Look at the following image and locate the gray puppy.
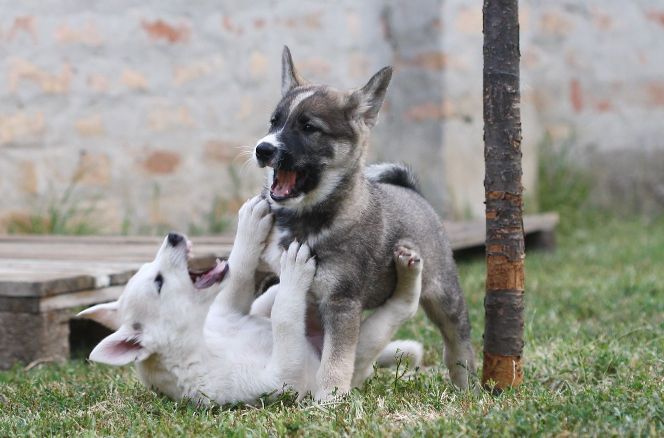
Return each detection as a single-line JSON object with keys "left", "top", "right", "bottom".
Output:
{"left": 254, "top": 47, "right": 475, "bottom": 400}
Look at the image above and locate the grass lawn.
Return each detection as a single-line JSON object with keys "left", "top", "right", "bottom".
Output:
{"left": 1, "top": 216, "right": 662, "bottom": 436}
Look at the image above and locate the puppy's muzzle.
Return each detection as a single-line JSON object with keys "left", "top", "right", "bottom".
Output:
{"left": 167, "top": 232, "right": 184, "bottom": 247}
{"left": 255, "top": 142, "right": 277, "bottom": 167}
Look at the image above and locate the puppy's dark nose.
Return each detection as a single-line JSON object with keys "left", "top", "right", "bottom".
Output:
{"left": 255, "top": 142, "right": 277, "bottom": 165}
{"left": 167, "top": 232, "right": 184, "bottom": 247}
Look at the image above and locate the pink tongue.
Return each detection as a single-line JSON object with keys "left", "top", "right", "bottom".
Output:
{"left": 272, "top": 170, "right": 297, "bottom": 197}
{"left": 194, "top": 259, "right": 228, "bottom": 289}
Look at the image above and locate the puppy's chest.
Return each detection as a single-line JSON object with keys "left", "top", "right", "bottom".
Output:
{"left": 260, "top": 226, "right": 289, "bottom": 272}
{"left": 262, "top": 225, "right": 328, "bottom": 271}
{"left": 261, "top": 225, "right": 335, "bottom": 301}
{"left": 266, "top": 207, "right": 396, "bottom": 307}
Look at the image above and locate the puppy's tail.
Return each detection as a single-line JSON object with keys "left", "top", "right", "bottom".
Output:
{"left": 365, "top": 163, "right": 421, "bottom": 194}
{"left": 376, "top": 340, "right": 424, "bottom": 369}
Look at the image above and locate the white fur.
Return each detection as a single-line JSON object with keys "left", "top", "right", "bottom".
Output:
{"left": 375, "top": 340, "right": 423, "bottom": 368}
{"left": 287, "top": 90, "right": 315, "bottom": 118}
{"left": 254, "top": 133, "right": 284, "bottom": 167}
{"left": 249, "top": 284, "right": 279, "bottom": 317}
{"left": 81, "top": 197, "right": 424, "bottom": 405}
{"left": 82, "top": 197, "right": 320, "bottom": 405}
{"left": 300, "top": 167, "right": 345, "bottom": 210}
{"left": 363, "top": 163, "right": 395, "bottom": 181}
{"left": 259, "top": 220, "right": 288, "bottom": 273}
{"left": 77, "top": 301, "right": 120, "bottom": 330}
{"left": 267, "top": 192, "right": 305, "bottom": 211}
{"left": 255, "top": 132, "right": 282, "bottom": 150}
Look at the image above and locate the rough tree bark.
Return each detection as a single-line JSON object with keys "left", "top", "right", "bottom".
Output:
{"left": 482, "top": 0, "right": 525, "bottom": 390}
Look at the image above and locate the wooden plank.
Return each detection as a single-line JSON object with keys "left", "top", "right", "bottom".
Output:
{"left": 0, "top": 234, "right": 235, "bottom": 245}
{"left": 40, "top": 285, "right": 124, "bottom": 312}
{"left": 0, "top": 243, "right": 232, "bottom": 262}
{"left": 0, "top": 253, "right": 229, "bottom": 298}
{"left": 0, "top": 259, "right": 139, "bottom": 274}
{"left": 523, "top": 212, "right": 559, "bottom": 232}
{"left": 0, "top": 270, "right": 132, "bottom": 299}
{"left": 0, "top": 213, "right": 558, "bottom": 299}
{"left": 0, "top": 276, "right": 98, "bottom": 298}
{"left": 445, "top": 212, "right": 558, "bottom": 251}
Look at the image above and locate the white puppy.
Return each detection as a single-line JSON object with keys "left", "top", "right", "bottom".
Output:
{"left": 79, "top": 197, "right": 423, "bottom": 405}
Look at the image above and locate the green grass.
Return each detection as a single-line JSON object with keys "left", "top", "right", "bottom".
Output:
{"left": 6, "top": 164, "right": 103, "bottom": 236}
{"left": 536, "top": 134, "right": 593, "bottom": 235}
{"left": 1, "top": 217, "right": 663, "bottom": 436}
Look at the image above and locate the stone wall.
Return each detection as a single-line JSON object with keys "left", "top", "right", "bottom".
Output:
{"left": 520, "top": 0, "right": 664, "bottom": 215}
{"left": 0, "top": 0, "right": 395, "bottom": 233}
{"left": 1, "top": 1, "right": 662, "bottom": 234}
{"left": 441, "top": 0, "right": 664, "bottom": 217}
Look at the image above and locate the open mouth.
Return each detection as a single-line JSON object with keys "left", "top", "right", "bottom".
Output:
{"left": 187, "top": 247, "right": 228, "bottom": 290}
{"left": 270, "top": 169, "right": 307, "bottom": 201}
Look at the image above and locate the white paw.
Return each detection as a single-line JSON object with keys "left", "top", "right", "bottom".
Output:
{"left": 314, "top": 387, "right": 347, "bottom": 404}
{"left": 394, "top": 245, "right": 423, "bottom": 275}
{"left": 235, "top": 196, "right": 273, "bottom": 250}
{"left": 279, "top": 241, "right": 316, "bottom": 292}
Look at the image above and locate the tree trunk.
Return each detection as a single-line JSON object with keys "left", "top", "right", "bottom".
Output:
{"left": 482, "top": 0, "right": 525, "bottom": 390}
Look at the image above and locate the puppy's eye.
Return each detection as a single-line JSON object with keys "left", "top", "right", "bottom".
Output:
{"left": 155, "top": 274, "right": 164, "bottom": 294}
{"left": 302, "top": 123, "right": 320, "bottom": 133}
{"left": 269, "top": 115, "right": 278, "bottom": 128}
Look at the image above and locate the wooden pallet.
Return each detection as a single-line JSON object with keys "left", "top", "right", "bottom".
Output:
{"left": 0, "top": 212, "right": 557, "bottom": 370}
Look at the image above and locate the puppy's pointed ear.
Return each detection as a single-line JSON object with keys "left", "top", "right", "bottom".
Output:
{"left": 349, "top": 66, "right": 393, "bottom": 128}
{"left": 282, "top": 46, "right": 305, "bottom": 96}
{"left": 89, "top": 326, "right": 150, "bottom": 366}
{"left": 77, "top": 301, "right": 120, "bottom": 330}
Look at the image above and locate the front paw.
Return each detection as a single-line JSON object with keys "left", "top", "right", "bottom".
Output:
{"left": 314, "top": 387, "right": 347, "bottom": 404}
{"left": 279, "top": 241, "right": 316, "bottom": 292}
{"left": 235, "top": 196, "right": 273, "bottom": 249}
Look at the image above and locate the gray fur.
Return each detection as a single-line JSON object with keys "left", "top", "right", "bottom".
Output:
{"left": 281, "top": 46, "right": 306, "bottom": 96}
{"left": 257, "top": 47, "right": 475, "bottom": 396}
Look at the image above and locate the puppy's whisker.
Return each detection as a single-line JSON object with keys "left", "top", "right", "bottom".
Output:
{"left": 232, "top": 150, "right": 255, "bottom": 165}
{"left": 233, "top": 154, "right": 256, "bottom": 174}
{"left": 240, "top": 157, "right": 256, "bottom": 173}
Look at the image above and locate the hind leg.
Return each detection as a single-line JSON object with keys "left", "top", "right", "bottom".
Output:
{"left": 420, "top": 269, "right": 476, "bottom": 389}
{"left": 352, "top": 244, "right": 423, "bottom": 387}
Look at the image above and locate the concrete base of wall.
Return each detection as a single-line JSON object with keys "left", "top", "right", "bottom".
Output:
{"left": 587, "top": 148, "right": 664, "bottom": 216}
{"left": 0, "top": 309, "right": 71, "bottom": 370}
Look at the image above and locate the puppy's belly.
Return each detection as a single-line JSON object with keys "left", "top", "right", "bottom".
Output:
{"left": 362, "top": 269, "right": 397, "bottom": 309}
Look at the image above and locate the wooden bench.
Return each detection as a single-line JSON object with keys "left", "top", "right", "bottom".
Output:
{"left": 0, "top": 212, "right": 558, "bottom": 370}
